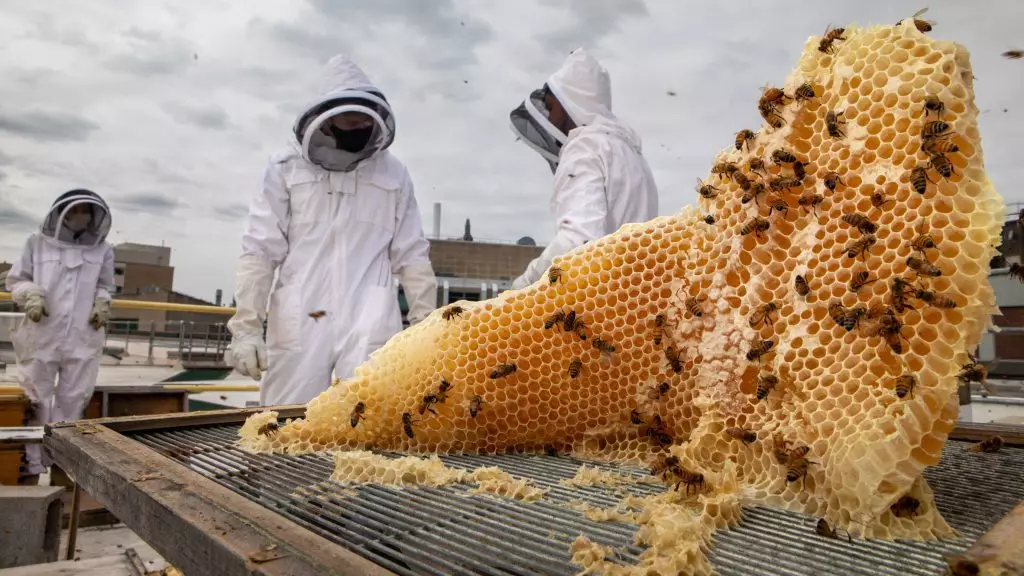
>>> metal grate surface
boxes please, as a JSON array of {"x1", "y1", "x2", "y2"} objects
[{"x1": 130, "y1": 426, "x2": 1024, "y2": 576}]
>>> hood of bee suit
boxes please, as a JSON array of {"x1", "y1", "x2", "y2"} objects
[
  {"x1": 546, "y1": 48, "x2": 614, "y2": 128},
  {"x1": 40, "y1": 188, "x2": 112, "y2": 248},
  {"x1": 292, "y1": 54, "x2": 396, "y2": 172}
]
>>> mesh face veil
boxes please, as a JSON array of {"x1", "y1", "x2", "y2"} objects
[
  {"x1": 41, "y1": 189, "x2": 112, "y2": 248},
  {"x1": 509, "y1": 86, "x2": 567, "y2": 174},
  {"x1": 294, "y1": 90, "x2": 396, "y2": 173}
]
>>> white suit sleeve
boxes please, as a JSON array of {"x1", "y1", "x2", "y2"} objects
[
  {"x1": 94, "y1": 244, "x2": 115, "y2": 302},
  {"x1": 512, "y1": 137, "x2": 608, "y2": 289},
  {"x1": 390, "y1": 168, "x2": 437, "y2": 324},
  {"x1": 228, "y1": 159, "x2": 290, "y2": 341},
  {"x1": 5, "y1": 236, "x2": 43, "y2": 305}
]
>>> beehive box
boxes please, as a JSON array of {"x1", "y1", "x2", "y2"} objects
[
  {"x1": 239, "y1": 19, "x2": 1005, "y2": 574},
  {"x1": 0, "y1": 386, "x2": 29, "y2": 486}
]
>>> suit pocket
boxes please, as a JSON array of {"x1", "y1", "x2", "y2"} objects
[{"x1": 267, "y1": 284, "x2": 301, "y2": 351}]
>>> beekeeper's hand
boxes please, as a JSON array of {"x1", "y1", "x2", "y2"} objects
[
  {"x1": 227, "y1": 337, "x2": 267, "y2": 381},
  {"x1": 89, "y1": 299, "x2": 110, "y2": 330},
  {"x1": 23, "y1": 290, "x2": 48, "y2": 323}
]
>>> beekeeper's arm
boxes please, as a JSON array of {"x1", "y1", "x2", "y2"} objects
[
  {"x1": 5, "y1": 236, "x2": 48, "y2": 322},
  {"x1": 512, "y1": 137, "x2": 607, "y2": 289},
  {"x1": 88, "y1": 245, "x2": 115, "y2": 330},
  {"x1": 226, "y1": 157, "x2": 291, "y2": 379},
  {"x1": 390, "y1": 168, "x2": 437, "y2": 325}
]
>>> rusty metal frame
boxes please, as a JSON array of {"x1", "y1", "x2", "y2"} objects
[{"x1": 45, "y1": 407, "x2": 1023, "y2": 576}]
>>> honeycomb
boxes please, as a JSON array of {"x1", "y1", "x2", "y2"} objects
[{"x1": 240, "y1": 20, "x2": 1005, "y2": 573}]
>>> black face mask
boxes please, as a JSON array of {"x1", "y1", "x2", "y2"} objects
[{"x1": 329, "y1": 125, "x2": 374, "y2": 153}]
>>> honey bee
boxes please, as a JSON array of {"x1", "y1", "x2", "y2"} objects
[
  {"x1": 665, "y1": 345, "x2": 683, "y2": 374},
  {"x1": 702, "y1": 214, "x2": 716, "y2": 225},
  {"x1": 795, "y1": 274, "x2": 810, "y2": 297},
  {"x1": 732, "y1": 171, "x2": 752, "y2": 191},
  {"x1": 436, "y1": 380, "x2": 453, "y2": 403},
  {"x1": 725, "y1": 426, "x2": 757, "y2": 444},
  {"x1": 815, "y1": 519, "x2": 852, "y2": 542},
  {"x1": 649, "y1": 381, "x2": 670, "y2": 399},
  {"x1": 826, "y1": 110, "x2": 846, "y2": 138},
  {"x1": 748, "y1": 158, "x2": 768, "y2": 176},
  {"x1": 748, "y1": 302, "x2": 779, "y2": 328},
  {"x1": 489, "y1": 362, "x2": 517, "y2": 379},
  {"x1": 257, "y1": 421, "x2": 279, "y2": 437},
  {"x1": 674, "y1": 468, "x2": 706, "y2": 495},
  {"x1": 906, "y1": 256, "x2": 942, "y2": 277},
  {"x1": 441, "y1": 305, "x2": 464, "y2": 321},
  {"x1": 544, "y1": 310, "x2": 566, "y2": 330},
  {"x1": 818, "y1": 24, "x2": 846, "y2": 55},
  {"x1": 645, "y1": 415, "x2": 674, "y2": 447},
  {"x1": 746, "y1": 339, "x2": 775, "y2": 362},
  {"x1": 870, "y1": 191, "x2": 894, "y2": 210},
  {"x1": 929, "y1": 153, "x2": 955, "y2": 178},
  {"x1": 899, "y1": 7, "x2": 935, "y2": 33},
  {"x1": 695, "y1": 178, "x2": 720, "y2": 199},
  {"x1": 844, "y1": 234, "x2": 877, "y2": 260},
  {"x1": 910, "y1": 165, "x2": 932, "y2": 195},
  {"x1": 402, "y1": 412, "x2": 415, "y2": 439},
  {"x1": 711, "y1": 162, "x2": 739, "y2": 179},
  {"x1": 760, "y1": 106, "x2": 787, "y2": 129},
  {"x1": 968, "y1": 436, "x2": 1003, "y2": 454},
  {"x1": 308, "y1": 310, "x2": 327, "y2": 321},
  {"x1": 793, "y1": 160, "x2": 807, "y2": 181},
  {"x1": 685, "y1": 296, "x2": 707, "y2": 317},
  {"x1": 759, "y1": 86, "x2": 791, "y2": 109},
  {"x1": 548, "y1": 266, "x2": 564, "y2": 284},
  {"x1": 922, "y1": 135, "x2": 959, "y2": 155},
  {"x1": 907, "y1": 225, "x2": 936, "y2": 259},
  {"x1": 772, "y1": 434, "x2": 791, "y2": 464},
  {"x1": 650, "y1": 454, "x2": 682, "y2": 478},
  {"x1": 741, "y1": 182, "x2": 767, "y2": 205},
  {"x1": 944, "y1": 555, "x2": 981, "y2": 576},
  {"x1": 890, "y1": 276, "x2": 916, "y2": 313},
  {"x1": 1010, "y1": 263, "x2": 1024, "y2": 283},
  {"x1": 350, "y1": 401, "x2": 366, "y2": 428},
  {"x1": 568, "y1": 358, "x2": 583, "y2": 379},
  {"x1": 592, "y1": 337, "x2": 616, "y2": 355},
  {"x1": 923, "y1": 95, "x2": 945, "y2": 119},
  {"x1": 769, "y1": 176, "x2": 802, "y2": 193},
  {"x1": 629, "y1": 409, "x2": 645, "y2": 425},
  {"x1": 418, "y1": 393, "x2": 438, "y2": 416},
  {"x1": 756, "y1": 374, "x2": 779, "y2": 401},
  {"x1": 786, "y1": 453, "x2": 814, "y2": 487},
  {"x1": 1003, "y1": 50, "x2": 1024, "y2": 59},
  {"x1": 794, "y1": 82, "x2": 816, "y2": 101},
  {"x1": 922, "y1": 120, "x2": 951, "y2": 139},
  {"x1": 469, "y1": 395, "x2": 483, "y2": 417},
  {"x1": 914, "y1": 287, "x2": 957, "y2": 309},
  {"x1": 771, "y1": 149, "x2": 798, "y2": 165},
  {"x1": 798, "y1": 193, "x2": 824, "y2": 216},
  {"x1": 652, "y1": 314, "x2": 669, "y2": 346},
  {"x1": 562, "y1": 310, "x2": 582, "y2": 333},
  {"x1": 957, "y1": 355, "x2": 988, "y2": 387},
  {"x1": 735, "y1": 129, "x2": 757, "y2": 151},
  {"x1": 890, "y1": 495, "x2": 920, "y2": 518},
  {"x1": 848, "y1": 271, "x2": 876, "y2": 293},
  {"x1": 894, "y1": 374, "x2": 918, "y2": 399},
  {"x1": 740, "y1": 216, "x2": 771, "y2": 239},
  {"x1": 544, "y1": 445, "x2": 559, "y2": 457},
  {"x1": 867, "y1": 307, "x2": 909, "y2": 353},
  {"x1": 841, "y1": 213, "x2": 877, "y2": 234},
  {"x1": 841, "y1": 305, "x2": 869, "y2": 330}
]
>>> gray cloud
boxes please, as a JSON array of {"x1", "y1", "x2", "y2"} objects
[
  {"x1": 212, "y1": 203, "x2": 250, "y2": 221},
  {"x1": 537, "y1": 0, "x2": 649, "y2": 52},
  {"x1": 0, "y1": 149, "x2": 13, "y2": 165},
  {"x1": 161, "y1": 102, "x2": 230, "y2": 131},
  {"x1": 104, "y1": 28, "x2": 195, "y2": 77},
  {"x1": 110, "y1": 193, "x2": 181, "y2": 215},
  {"x1": 0, "y1": 110, "x2": 99, "y2": 142},
  {"x1": 247, "y1": 19, "x2": 351, "y2": 63},
  {"x1": 0, "y1": 203, "x2": 36, "y2": 232}
]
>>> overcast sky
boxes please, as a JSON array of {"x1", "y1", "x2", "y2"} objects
[{"x1": 0, "y1": 1, "x2": 1021, "y2": 301}]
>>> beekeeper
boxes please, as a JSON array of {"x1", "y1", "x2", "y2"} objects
[
  {"x1": 5, "y1": 189, "x2": 114, "y2": 482},
  {"x1": 226, "y1": 54, "x2": 437, "y2": 406},
  {"x1": 508, "y1": 48, "x2": 659, "y2": 289}
]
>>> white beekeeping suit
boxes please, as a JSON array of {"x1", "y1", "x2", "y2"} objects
[
  {"x1": 5, "y1": 189, "x2": 114, "y2": 480},
  {"x1": 226, "y1": 54, "x2": 437, "y2": 406},
  {"x1": 509, "y1": 48, "x2": 659, "y2": 289}
]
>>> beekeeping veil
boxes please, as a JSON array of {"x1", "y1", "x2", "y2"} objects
[
  {"x1": 293, "y1": 54, "x2": 396, "y2": 173},
  {"x1": 509, "y1": 48, "x2": 613, "y2": 172},
  {"x1": 41, "y1": 189, "x2": 112, "y2": 248}
]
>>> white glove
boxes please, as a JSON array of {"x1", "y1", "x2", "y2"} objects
[
  {"x1": 226, "y1": 337, "x2": 267, "y2": 381},
  {"x1": 512, "y1": 232, "x2": 581, "y2": 290},
  {"x1": 400, "y1": 261, "x2": 438, "y2": 325},
  {"x1": 89, "y1": 299, "x2": 110, "y2": 330},
  {"x1": 23, "y1": 290, "x2": 48, "y2": 323}
]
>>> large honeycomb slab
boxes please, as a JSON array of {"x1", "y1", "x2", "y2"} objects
[{"x1": 239, "y1": 20, "x2": 1004, "y2": 573}]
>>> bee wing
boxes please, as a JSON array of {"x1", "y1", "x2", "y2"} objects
[{"x1": 912, "y1": 7, "x2": 929, "y2": 18}]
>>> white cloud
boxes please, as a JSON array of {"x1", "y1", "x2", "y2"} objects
[{"x1": 0, "y1": 0, "x2": 1021, "y2": 301}]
